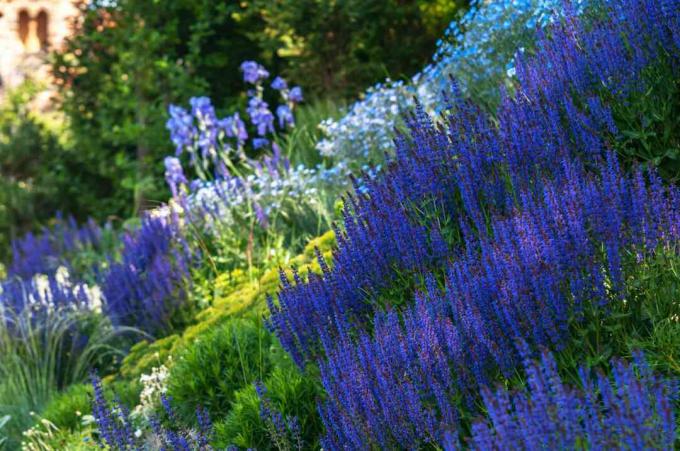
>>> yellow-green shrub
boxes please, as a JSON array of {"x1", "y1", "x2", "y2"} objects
[
  {"x1": 116, "y1": 230, "x2": 336, "y2": 383},
  {"x1": 166, "y1": 317, "x2": 272, "y2": 422}
]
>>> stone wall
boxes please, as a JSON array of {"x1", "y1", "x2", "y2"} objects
[{"x1": 0, "y1": 0, "x2": 79, "y2": 97}]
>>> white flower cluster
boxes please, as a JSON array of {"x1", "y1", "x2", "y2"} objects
[
  {"x1": 316, "y1": 80, "x2": 415, "y2": 163},
  {"x1": 314, "y1": 0, "x2": 592, "y2": 165},
  {"x1": 185, "y1": 161, "x2": 349, "y2": 233},
  {"x1": 132, "y1": 359, "x2": 172, "y2": 420},
  {"x1": 0, "y1": 266, "x2": 103, "y2": 314}
]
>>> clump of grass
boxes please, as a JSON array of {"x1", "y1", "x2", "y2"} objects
[{"x1": 0, "y1": 307, "x2": 133, "y2": 448}]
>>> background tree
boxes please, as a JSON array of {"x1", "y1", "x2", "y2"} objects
[
  {"x1": 48, "y1": 0, "x2": 464, "y2": 226},
  {"x1": 53, "y1": 0, "x2": 271, "y2": 217},
  {"x1": 246, "y1": 0, "x2": 465, "y2": 97}
]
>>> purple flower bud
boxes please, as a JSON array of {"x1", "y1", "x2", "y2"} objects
[
  {"x1": 164, "y1": 156, "x2": 188, "y2": 197},
  {"x1": 271, "y1": 76, "x2": 288, "y2": 91},
  {"x1": 240, "y1": 60, "x2": 270, "y2": 84},
  {"x1": 276, "y1": 104, "x2": 294, "y2": 128},
  {"x1": 288, "y1": 86, "x2": 303, "y2": 103},
  {"x1": 253, "y1": 138, "x2": 269, "y2": 149}
]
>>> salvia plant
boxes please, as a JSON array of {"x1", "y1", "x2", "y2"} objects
[
  {"x1": 316, "y1": 155, "x2": 679, "y2": 448},
  {"x1": 268, "y1": 0, "x2": 680, "y2": 367},
  {"x1": 103, "y1": 212, "x2": 194, "y2": 337},
  {"x1": 455, "y1": 347, "x2": 677, "y2": 450},
  {"x1": 7, "y1": 213, "x2": 107, "y2": 281},
  {"x1": 254, "y1": 382, "x2": 303, "y2": 451},
  {"x1": 266, "y1": 0, "x2": 680, "y2": 447},
  {"x1": 90, "y1": 374, "x2": 214, "y2": 450},
  {"x1": 0, "y1": 268, "x2": 100, "y2": 323},
  {"x1": 322, "y1": 332, "x2": 678, "y2": 449}
]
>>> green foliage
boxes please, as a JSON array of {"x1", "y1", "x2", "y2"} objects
[
  {"x1": 0, "y1": 310, "x2": 130, "y2": 448},
  {"x1": 0, "y1": 414, "x2": 8, "y2": 449},
  {"x1": 213, "y1": 362, "x2": 323, "y2": 450},
  {"x1": 0, "y1": 82, "x2": 71, "y2": 257},
  {"x1": 118, "y1": 334, "x2": 180, "y2": 382},
  {"x1": 45, "y1": 0, "x2": 469, "y2": 228},
  {"x1": 275, "y1": 98, "x2": 345, "y2": 167},
  {"x1": 40, "y1": 384, "x2": 92, "y2": 432},
  {"x1": 20, "y1": 414, "x2": 97, "y2": 451},
  {"x1": 166, "y1": 317, "x2": 273, "y2": 422},
  {"x1": 610, "y1": 60, "x2": 680, "y2": 182},
  {"x1": 561, "y1": 248, "x2": 680, "y2": 381},
  {"x1": 246, "y1": 0, "x2": 467, "y2": 98},
  {"x1": 53, "y1": 0, "x2": 271, "y2": 217}
]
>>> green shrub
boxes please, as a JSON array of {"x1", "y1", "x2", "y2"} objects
[
  {"x1": 560, "y1": 248, "x2": 680, "y2": 380},
  {"x1": 245, "y1": 0, "x2": 466, "y2": 98},
  {"x1": 611, "y1": 61, "x2": 680, "y2": 182},
  {"x1": 0, "y1": 82, "x2": 72, "y2": 257},
  {"x1": 213, "y1": 362, "x2": 323, "y2": 450},
  {"x1": 167, "y1": 318, "x2": 273, "y2": 422},
  {"x1": 52, "y1": 0, "x2": 275, "y2": 216},
  {"x1": 40, "y1": 384, "x2": 92, "y2": 432},
  {"x1": 118, "y1": 334, "x2": 180, "y2": 382}
]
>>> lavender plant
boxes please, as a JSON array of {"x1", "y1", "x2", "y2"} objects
[
  {"x1": 268, "y1": 0, "x2": 680, "y2": 366},
  {"x1": 102, "y1": 212, "x2": 194, "y2": 337},
  {"x1": 459, "y1": 348, "x2": 677, "y2": 450},
  {"x1": 90, "y1": 374, "x2": 214, "y2": 450}
]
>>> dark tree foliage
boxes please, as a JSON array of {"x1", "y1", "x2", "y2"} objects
[
  {"x1": 246, "y1": 0, "x2": 466, "y2": 98},
  {"x1": 49, "y1": 0, "x2": 463, "y2": 228},
  {"x1": 0, "y1": 83, "x2": 87, "y2": 258},
  {"x1": 52, "y1": 0, "x2": 271, "y2": 218}
]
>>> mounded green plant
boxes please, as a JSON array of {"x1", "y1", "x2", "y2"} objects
[
  {"x1": 213, "y1": 358, "x2": 323, "y2": 450},
  {"x1": 166, "y1": 317, "x2": 273, "y2": 422},
  {"x1": 39, "y1": 384, "x2": 92, "y2": 432}
]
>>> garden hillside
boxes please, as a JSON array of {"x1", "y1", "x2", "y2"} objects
[{"x1": 0, "y1": 0, "x2": 679, "y2": 449}]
